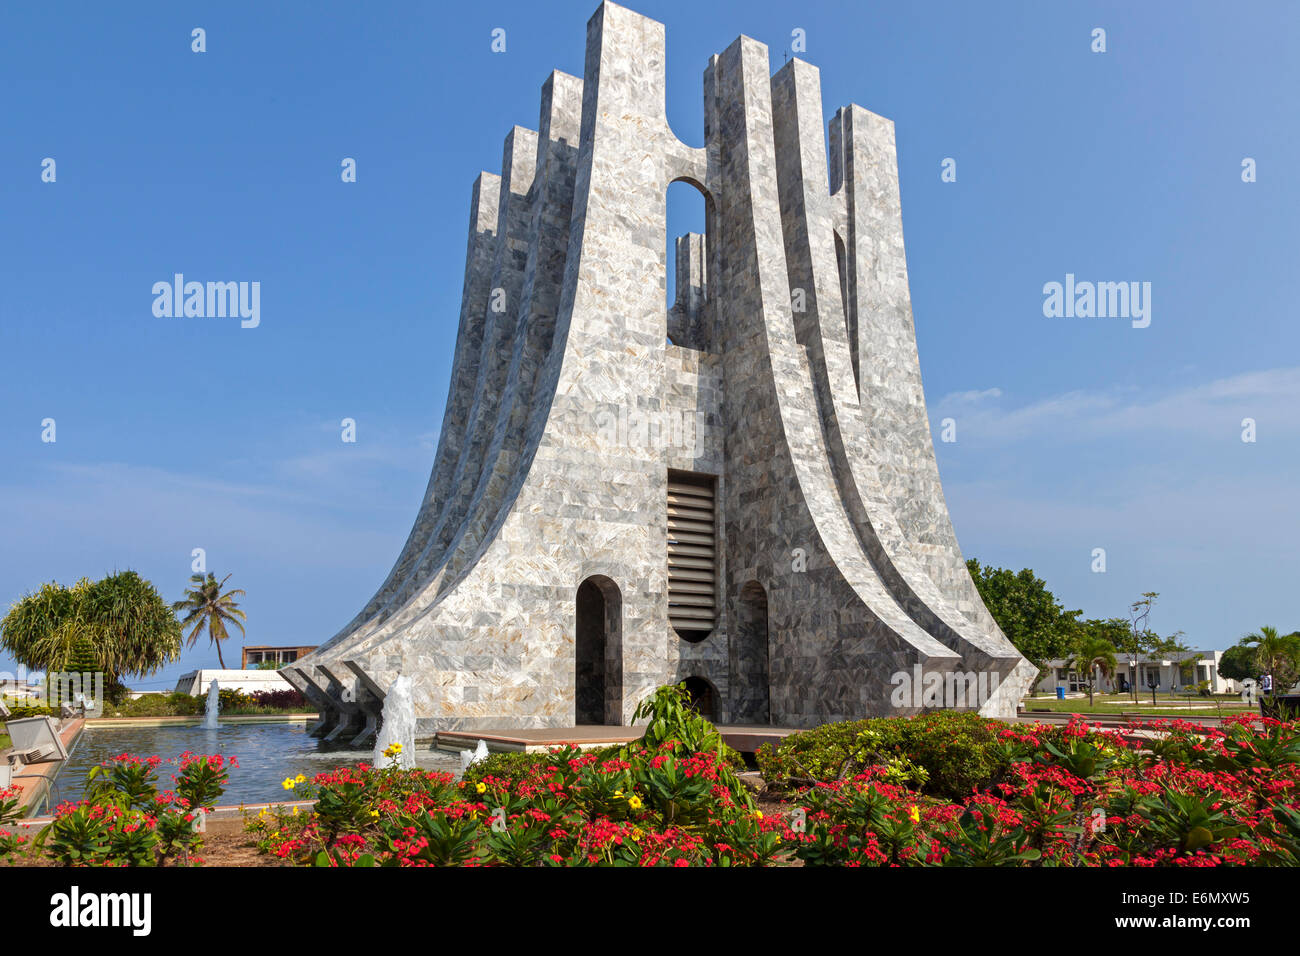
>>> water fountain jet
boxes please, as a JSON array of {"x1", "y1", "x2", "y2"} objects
[
  {"x1": 374, "y1": 675, "x2": 415, "y2": 769},
  {"x1": 201, "y1": 680, "x2": 220, "y2": 729},
  {"x1": 460, "y1": 738, "x2": 489, "y2": 770}
]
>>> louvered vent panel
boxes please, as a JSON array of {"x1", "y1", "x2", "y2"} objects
[{"x1": 668, "y1": 475, "x2": 716, "y2": 638}]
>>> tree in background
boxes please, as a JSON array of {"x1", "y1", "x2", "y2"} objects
[
  {"x1": 1241, "y1": 626, "x2": 1300, "y2": 691},
  {"x1": 1076, "y1": 617, "x2": 1131, "y2": 651},
  {"x1": 1076, "y1": 616, "x2": 1185, "y2": 652},
  {"x1": 1219, "y1": 643, "x2": 1258, "y2": 684},
  {"x1": 1067, "y1": 635, "x2": 1118, "y2": 707},
  {"x1": 171, "y1": 573, "x2": 247, "y2": 669},
  {"x1": 1117, "y1": 593, "x2": 1159, "y2": 704},
  {"x1": 1111, "y1": 593, "x2": 1193, "y2": 702},
  {"x1": 0, "y1": 571, "x2": 182, "y2": 701},
  {"x1": 64, "y1": 633, "x2": 98, "y2": 677},
  {"x1": 966, "y1": 559, "x2": 1081, "y2": 676},
  {"x1": 968, "y1": 561, "x2": 1280, "y2": 700}
]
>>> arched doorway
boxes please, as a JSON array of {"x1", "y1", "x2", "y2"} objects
[
  {"x1": 681, "y1": 676, "x2": 717, "y2": 721},
  {"x1": 731, "y1": 580, "x2": 770, "y2": 723},
  {"x1": 666, "y1": 177, "x2": 716, "y2": 352},
  {"x1": 575, "y1": 575, "x2": 622, "y2": 725}
]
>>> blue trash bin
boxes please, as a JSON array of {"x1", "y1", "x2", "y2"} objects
[{"x1": 1056, "y1": 686, "x2": 1066, "y2": 700}]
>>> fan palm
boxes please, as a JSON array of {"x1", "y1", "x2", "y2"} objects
[
  {"x1": 1068, "y1": 636, "x2": 1118, "y2": 707},
  {"x1": 172, "y1": 573, "x2": 246, "y2": 669}
]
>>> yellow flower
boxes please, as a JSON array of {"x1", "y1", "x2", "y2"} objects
[
  {"x1": 614, "y1": 790, "x2": 623, "y2": 798},
  {"x1": 295, "y1": 774, "x2": 306, "y2": 784},
  {"x1": 292, "y1": 807, "x2": 300, "y2": 816},
  {"x1": 383, "y1": 742, "x2": 403, "y2": 758},
  {"x1": 907, "y1": 805, "x2": 921, "y2": 824},
  {"x1": 631, "y1": 827, "x2": 643, "y2": 841},
  {"x1": 475, "y1": 782, "x2": 487, "y2": 794},
  {"x1": 754, "y1": 811, "x2": 764, "y2": 820},
  {"x1": 627, "y1": 795, "x2": 643, "y2": 811},
  {"x1": 282, "y1": 777, "x2": 296, "y2": 790},
  {"x1": 370, "y1": 809, "x2": 380, "y2": 818}
]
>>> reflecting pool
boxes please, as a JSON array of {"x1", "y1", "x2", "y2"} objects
[{"x1": 48, "y1": 721, "x2": 462, "y2": 811}]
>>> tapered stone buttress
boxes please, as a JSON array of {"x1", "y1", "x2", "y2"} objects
[{"x1": 283, "y1": 1, "x2": 1035, "y2": 741}]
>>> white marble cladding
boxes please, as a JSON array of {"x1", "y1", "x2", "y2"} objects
[{"x1": 282, "y1": 2, "x2": 1033, "y2": 740}]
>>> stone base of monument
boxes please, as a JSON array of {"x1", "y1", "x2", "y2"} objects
[{"x1": 432, "y1": 725, "x2": 799, "y2": 755}]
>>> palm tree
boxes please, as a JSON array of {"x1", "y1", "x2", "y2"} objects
[
  {"x1": 172, "y1": 573, "x2": 246, "y2": 669},
  {"x1": 1242, "y1": 626, "x2": 1300, "y2": 692},
  {"x1": 1068, "y1": 636, "x2": 1118, "y2": 708}
]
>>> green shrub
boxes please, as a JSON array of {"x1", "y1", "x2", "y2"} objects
[
  {"x1": 758, "y1": 711, "x2": 1014, "y2": 800},
  {"x1": 103, "y1": 688, "x2": 304, "y2": 719},
  {"x1": 166, "y1": 692, "x2": 204, "y2": 715},
  {"x1": 460, "y1": 684, "x2": 749, "y2": 788},
  {"x1": 891, "y1": 711, "x2": 1014, "y2": 799},
  {"x1": 218, "y1": 687, "x2": 252, "y2": 711},
  {"x1": 107, "y1": 693, "x2": 202, "y2": 717},
  {"x1": 757, "y1": 718, "x2": 876, "y2": 783},
  {"x1": 3, "y1": 704, "x2": 58, "y2": 719},
  {"x1": 460, "y1": 746, "x2": 622, "y2": 786},
  {"x1": 626, "y1": 683, "x2": 747, "y2": 771}
]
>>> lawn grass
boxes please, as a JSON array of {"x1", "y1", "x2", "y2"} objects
[{"x1": 1022, "y1": 693, "x2": 1254, "y2": 718}]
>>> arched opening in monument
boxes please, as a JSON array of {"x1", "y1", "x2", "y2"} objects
[
  {"x1": 730, "y1": 580, "x2": 771, "y2": 724},
  {"x1": 681, "y1": 676, "x2": 717, "y2": 721},
  {"x1": 666, "y1": 179, "x2": 714, "y2": 351},
  {"x1": 575, "y1": 575, "x2": 623, "y2": 725},
  {"x1": 667, "y1": 470, "x2": 717, "y2": 643},
  {"x1": 834, "y1": 230, "x2": 858, "y2": 394}
]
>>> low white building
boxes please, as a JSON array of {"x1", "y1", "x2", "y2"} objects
[
  {"x1": 0, "y1": 679, "x2": 41, "y2": 701},
  {"x1": 1035, "y1": 649, "x2": 1239, "y2": 696},
  {"x1": 173, "y1": 668, "x2": 297, "y2": 697}
]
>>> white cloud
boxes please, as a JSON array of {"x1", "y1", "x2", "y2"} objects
[
  {"x1": 934, "y1": 366, "x2": 1300, "y2": 445},
  {"x1": 936, "y1": 366, "x2": 1300, "y2": 648},
  {"x1": 940, "y1": 386, "x2": 1003, "y2": 404}
]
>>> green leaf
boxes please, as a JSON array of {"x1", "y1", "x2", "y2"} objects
[{"x1": 1184, "y1": 826, "x2": 1214, "y2": 852}]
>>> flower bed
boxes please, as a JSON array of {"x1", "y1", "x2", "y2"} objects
[
  {"x1": 243, "y1": 705, "x2": 1300, "y2": 867},
  {"x1": 7, "y1": 690, "x2": 1300, "y2": 867},
  {"x1": 1, "y1": 753, "x2": 234, "y2": 867}
]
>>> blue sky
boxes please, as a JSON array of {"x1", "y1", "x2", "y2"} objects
[{"x1": 1, "y1": 1, "x2": 1296, "y2": 690}]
